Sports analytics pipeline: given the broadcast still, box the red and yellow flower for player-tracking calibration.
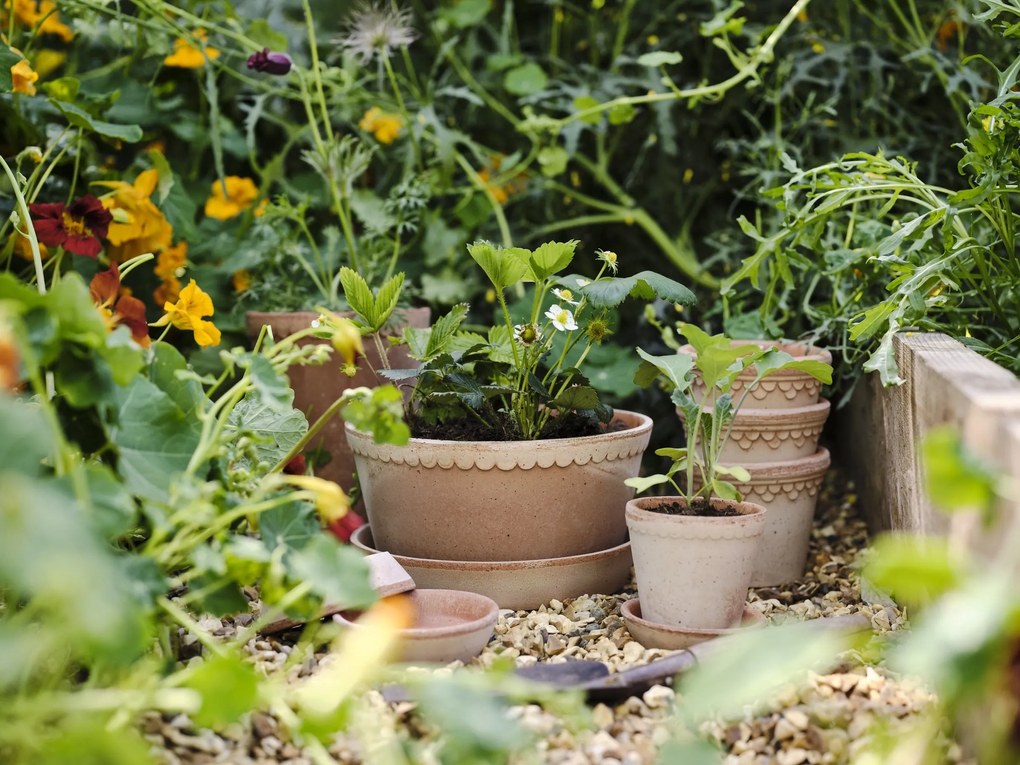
[89,264,150,347]
[28,194,112,258]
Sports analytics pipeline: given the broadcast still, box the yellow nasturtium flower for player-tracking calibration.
[359,107,403,144]
[7,0,73,42]
[204,176,259,220]
[152,279,221,347]
[283,475,350,523]
[11,59,38,95]
[163,30,220,69]
[331,317,365,376]
[96,168,174,263]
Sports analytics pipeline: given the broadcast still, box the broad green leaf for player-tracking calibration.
[636,51,684,67]
[53,101,143,143]
[246,19,289,51]
[440,0,491,28]
[40,76,79,102]
[654,447,688,461]
[289,536,376,609]
[54,345,116,408]
[752,349,833,385]
[414,676,531,751]
[0,397,54,476]
[577,271,695,308]
[184,654,260,727]
[148,342,204,416]
[110,376,202,502]
[864,533,961,608]
[709,479,741,500]
[38,720,153,765]
[551,385,600,411]
[921,425,997,514]
[261,501,320,553]
[504,62,548,96]
[340,385,409,445]
[50,273,108,345]
[103,326,145,385]
[74,463,138,540]
[468,241,528,291]
[608,103,637,125]
[529,240,577,279]
[634,348,694,389]
[227,391,308,471]
[246,353,293,409]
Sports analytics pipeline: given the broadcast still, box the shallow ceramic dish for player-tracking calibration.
[621,598,767,650]
[334,588,499,664]
[351,525,633,611]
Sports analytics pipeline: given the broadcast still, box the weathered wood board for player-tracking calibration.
[836,333,1020,550]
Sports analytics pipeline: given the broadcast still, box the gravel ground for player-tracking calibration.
[145,474,965,765]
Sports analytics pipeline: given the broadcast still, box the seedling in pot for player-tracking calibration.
[626,324,832,508]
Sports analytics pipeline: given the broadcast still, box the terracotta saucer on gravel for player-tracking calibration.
[621,599,767,650]
[351,525,633,611]
[334,588,498,664]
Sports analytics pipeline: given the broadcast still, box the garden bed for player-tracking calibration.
[141,473,962,765]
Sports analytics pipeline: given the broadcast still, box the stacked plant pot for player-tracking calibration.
[690,340,833,585]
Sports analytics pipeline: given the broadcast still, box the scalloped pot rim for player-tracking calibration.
[345,409,653,471]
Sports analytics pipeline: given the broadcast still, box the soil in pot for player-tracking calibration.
[644,498,744,517]
[407,410,608,441]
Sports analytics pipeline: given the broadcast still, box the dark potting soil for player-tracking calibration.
[648,498,743,517]
[408,411,611,441]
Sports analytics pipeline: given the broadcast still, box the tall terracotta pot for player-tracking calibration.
[245,308,430,490]
[625,496,767,630]
[346,410,653,562]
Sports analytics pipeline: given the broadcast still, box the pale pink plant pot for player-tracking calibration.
[716,399,831,463]
[625,496,767,631]
[684,340,832,409]
[346,410,652,562]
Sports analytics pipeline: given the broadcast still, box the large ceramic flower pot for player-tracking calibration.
[245,308,430,489]
[625,496,767,630]
[716,399,831,463]
[691,448,830,586]
[685,340,831,409]
[346,410,653,562]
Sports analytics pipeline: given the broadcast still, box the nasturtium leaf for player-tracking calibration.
[504,62,548,96]
[537,146,568,177]
[0,397,54,476]
[55,345,116,408]
[184,654,260,728]
[245,353,293,409]
[37,719,153,765]
[572,95,603,125]
[148,342,204,416]
[636,51,684,67]
[227,392,307,471]
[110,376,202,502]
[289,536,376,609]
[261,501,320,553]
[415,676,531,751]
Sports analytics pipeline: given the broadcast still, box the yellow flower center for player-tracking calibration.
[61,211,89,238]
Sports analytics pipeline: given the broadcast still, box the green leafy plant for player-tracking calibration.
[387,240,695,441]
[626,324,832,502]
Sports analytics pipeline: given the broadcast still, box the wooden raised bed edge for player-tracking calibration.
[834,332,1020,551]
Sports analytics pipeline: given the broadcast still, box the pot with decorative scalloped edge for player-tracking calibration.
[245,308,430,489]
[625,496,767,630]
[684,340,832,409]
[690,448,830,586]
[345,409,653,562]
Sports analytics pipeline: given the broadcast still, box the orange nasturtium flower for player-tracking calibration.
[152,279,221,347]
[89,264,150,347]
[231,269,252,294]
[6,0,74,42]
[96,168,174,262]
[163,30,220,69]
[153,241,187,305]
[204,176,259,220]
[358,107,403,144]
[11,58,38,95]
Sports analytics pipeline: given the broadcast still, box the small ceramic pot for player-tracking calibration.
[334,588,498,664]
[625,496,767,630]
[683,340,831,409]
[347,410,652,562]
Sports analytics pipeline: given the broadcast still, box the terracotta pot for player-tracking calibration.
[346,410,653,562]
[691,448,830,586]
[684,340,831,409]
[625,496,767,630]
[245,308,431,490]
[716,399,831,463]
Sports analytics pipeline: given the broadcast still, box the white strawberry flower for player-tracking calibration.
[545,305,578,332]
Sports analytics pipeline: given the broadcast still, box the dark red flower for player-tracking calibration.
[247,48,292,76]
[29,194,112,258]
[327,511,364,544]
[283,454,308,475]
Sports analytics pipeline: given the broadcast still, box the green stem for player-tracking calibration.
[0,155,47,295]
[301,0,334,145]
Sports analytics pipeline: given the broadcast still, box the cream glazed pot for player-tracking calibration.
[625,497,767,630]
[346,410,653,562]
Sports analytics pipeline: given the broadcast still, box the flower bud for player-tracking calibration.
[247,48,293,75]
[331,318,365,368]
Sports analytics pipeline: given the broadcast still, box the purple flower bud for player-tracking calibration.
[247,48,293,76]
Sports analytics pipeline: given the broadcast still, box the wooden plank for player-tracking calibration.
[838,332,1020,545]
